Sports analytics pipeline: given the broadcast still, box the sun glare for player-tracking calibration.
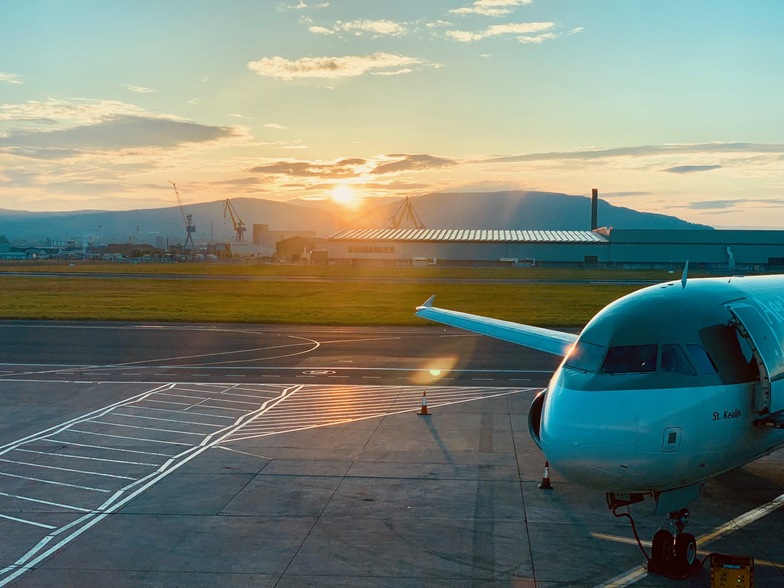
[330,184,360,209]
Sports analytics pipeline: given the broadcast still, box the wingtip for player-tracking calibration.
[417,295,436,311]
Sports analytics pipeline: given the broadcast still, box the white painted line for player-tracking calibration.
[87,420,207,437]
[0,471,111,493]
[0,384,301,587]
[0,491,89,513]
[128,405,236,420]
[109,412,225,428]
[593,491,784,588]
[142,398,193,407]
[39,438,172,458]
[68,429,191,447]
[0,514,56,530]
[0,458,135,480]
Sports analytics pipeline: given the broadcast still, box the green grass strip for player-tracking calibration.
[0,275,637,326]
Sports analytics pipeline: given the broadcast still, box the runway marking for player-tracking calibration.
[0,382,535,586]
[0,491,89,513]
[0,471,112,493]
[0,381,297,587]
[14,448,158,467]
[593,490,784,588]
[0,514,56,530]
[0,458,136,480]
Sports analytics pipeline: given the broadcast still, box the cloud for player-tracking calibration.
[686,198,784,211]
[248,52,431,80]
[0,72,24,85]
[278,1,330,10]
[372,154,456,174]
[334,19,406,36]
[246,154,455,179]
[603,191,654,198]
[0,98,155,125]
[123,84,156,94]
[662,165,723,174]
[264,122,288,129]
[447,21,555,42]
[0,115,240,157]
[451,0,533,17]
[309,25,333,35]
[248,157,369,178]
[485,142,784,163]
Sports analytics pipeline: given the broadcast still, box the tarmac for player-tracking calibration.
[0,322,782,587]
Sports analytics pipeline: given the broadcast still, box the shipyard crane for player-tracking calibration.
[169,181,195,251]
[388,196,426,229]
[128,225,140,245]
[82,224,102,256]
[223,197,246,242]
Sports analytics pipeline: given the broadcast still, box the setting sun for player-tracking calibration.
[330,184,361,209]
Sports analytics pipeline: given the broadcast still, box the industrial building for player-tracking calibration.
[316,190,784,270]
[322,227,784,270]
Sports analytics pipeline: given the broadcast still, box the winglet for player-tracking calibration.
[419,295,436,309]
[681,260,689,289]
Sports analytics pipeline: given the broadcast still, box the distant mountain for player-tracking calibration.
[0,191,709,245]
[394,191,711,231]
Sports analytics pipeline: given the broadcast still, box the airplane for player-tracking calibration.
[415,266,784,577]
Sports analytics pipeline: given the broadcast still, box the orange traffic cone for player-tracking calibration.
[538,460,553,490]
[418,391,429,416]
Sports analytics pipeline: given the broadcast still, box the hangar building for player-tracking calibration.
[325,227,784,270]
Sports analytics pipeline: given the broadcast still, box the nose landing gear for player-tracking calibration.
[650,509,697,575]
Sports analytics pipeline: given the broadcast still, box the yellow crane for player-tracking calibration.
[169,181,196,251]
[388,196,426,229]
[223,197,246,242]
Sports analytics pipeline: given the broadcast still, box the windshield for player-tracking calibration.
[601,344,657,374]
[564,340,606,372]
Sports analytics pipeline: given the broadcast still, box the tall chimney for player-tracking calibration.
[591,188,598,231]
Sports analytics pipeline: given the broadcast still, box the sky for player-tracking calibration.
[1,0,784,228]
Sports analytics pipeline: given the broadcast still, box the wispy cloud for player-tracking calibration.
[685,198,784,211]
[0,116,240,157]
[485,142,784,163]
[372,154,456,174]
[0,99,242,160]
[311,19,407,37]
[451,0,533,17]
[248,52,433,80]
[248,157,369,178]
[247,153,455,179]
[447,22,555,42]
[0,72,24,85]
[0,98,139,124]
[278,1,330,11]
[662,164,722,174]
[264,122,288,129]
[123,84,156,94]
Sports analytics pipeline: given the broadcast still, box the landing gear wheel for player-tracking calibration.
[651,529,674,571]
[674,532,697,572]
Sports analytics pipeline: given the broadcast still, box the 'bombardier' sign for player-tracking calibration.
[348,246,395,254]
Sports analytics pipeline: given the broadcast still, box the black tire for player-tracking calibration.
[674,532,697,571]
[651,529,674,570]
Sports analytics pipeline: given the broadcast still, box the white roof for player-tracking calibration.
[329,228,607,243]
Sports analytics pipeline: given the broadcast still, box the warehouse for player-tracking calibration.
[327,228,608,266]
[325,227,784,270]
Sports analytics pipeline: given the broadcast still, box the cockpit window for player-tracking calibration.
[686,344,718,374]
[564,340,606,372]
[660,344,696,375]
[601,344,657,374]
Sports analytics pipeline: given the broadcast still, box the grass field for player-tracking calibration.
[0,262,673,325]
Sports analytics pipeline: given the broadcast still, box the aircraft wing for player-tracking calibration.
[415,295,577,357]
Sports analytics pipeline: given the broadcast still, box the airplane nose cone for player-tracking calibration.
[539,383,639,489]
